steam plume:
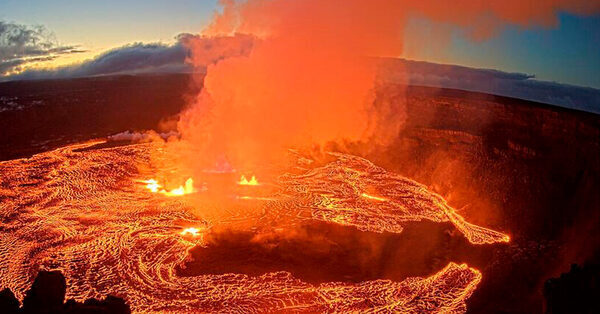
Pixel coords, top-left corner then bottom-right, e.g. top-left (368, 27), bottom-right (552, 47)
top-left (177, 0), bottom-right (600, 172)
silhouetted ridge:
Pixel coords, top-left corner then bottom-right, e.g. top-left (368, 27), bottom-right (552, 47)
top-left (0, 288), bottom-right (19, 313)
top-left (0, 271), bottom-right (130, 314)
top-left (544, 263), bottom-right (600, 314)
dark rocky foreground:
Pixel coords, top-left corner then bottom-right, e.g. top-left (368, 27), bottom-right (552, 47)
top-left (0, 74), bottom-right (599, 313)
top-left (0, 74), bottom-right (199, 161)
top-left (0, 271), bottom-right (130, 314)
top-left (544, 263), bottom-right (600, 314)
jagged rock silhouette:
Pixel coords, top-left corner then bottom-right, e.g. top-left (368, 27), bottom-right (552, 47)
top-left (1, 271), bottom-right (130, 314)
top-left (544, 263), bottom-right (600, 314)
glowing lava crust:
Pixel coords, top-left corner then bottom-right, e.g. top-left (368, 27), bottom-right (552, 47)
top-left (0, 141), bottom-right (508, 312)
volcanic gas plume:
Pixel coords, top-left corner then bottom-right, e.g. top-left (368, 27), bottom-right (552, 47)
top-left (177, 0), bottom-right (600, 173)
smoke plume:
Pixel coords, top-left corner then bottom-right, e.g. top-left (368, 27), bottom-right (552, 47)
top-left (176, 0), bottom-right (600, 173)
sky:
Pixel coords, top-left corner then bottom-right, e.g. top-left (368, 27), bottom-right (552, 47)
top-left (0, 0), bottom-right (599, 88)
top-left (0, 0), bottom-right (218, 68)
top-left (404, 12), bottom-right (600, 89)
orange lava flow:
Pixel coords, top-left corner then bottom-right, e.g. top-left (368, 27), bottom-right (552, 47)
top-left (0, 141), bottom-right (505, 312)
top-left (279, 152), bottom-right (510, 245)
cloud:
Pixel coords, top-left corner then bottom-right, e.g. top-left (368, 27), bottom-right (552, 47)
top-left (5, 33), bottom-right (254, 81)
top-left (380, 58), bottom-right (600, 114)
top-left (0, 21), bottom-right (84, 75)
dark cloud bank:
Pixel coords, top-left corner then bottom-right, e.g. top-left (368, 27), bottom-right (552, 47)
top-left (1, 30), bottom-right (598, 114)
top-left (2, 33), bottom-right (254, 80)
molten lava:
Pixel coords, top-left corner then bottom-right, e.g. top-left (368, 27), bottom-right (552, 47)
top-left (141, 177), bottom-right (196, 196)
top-left (180, 227), bottom-right (202, 237)
top-left (360, 193), bottom-right (387, 202)
top-left (279, 152), bottom-right (510, 245)
top-left (142, 179), bottom-right (161, 193)
top-left (0, 141), bottom-right (508, 312)
top-left (238, 175), bottom-right (259, 186)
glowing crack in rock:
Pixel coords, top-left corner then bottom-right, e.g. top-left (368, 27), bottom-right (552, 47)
top-left (0, 141), bottom-right (507, 312)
